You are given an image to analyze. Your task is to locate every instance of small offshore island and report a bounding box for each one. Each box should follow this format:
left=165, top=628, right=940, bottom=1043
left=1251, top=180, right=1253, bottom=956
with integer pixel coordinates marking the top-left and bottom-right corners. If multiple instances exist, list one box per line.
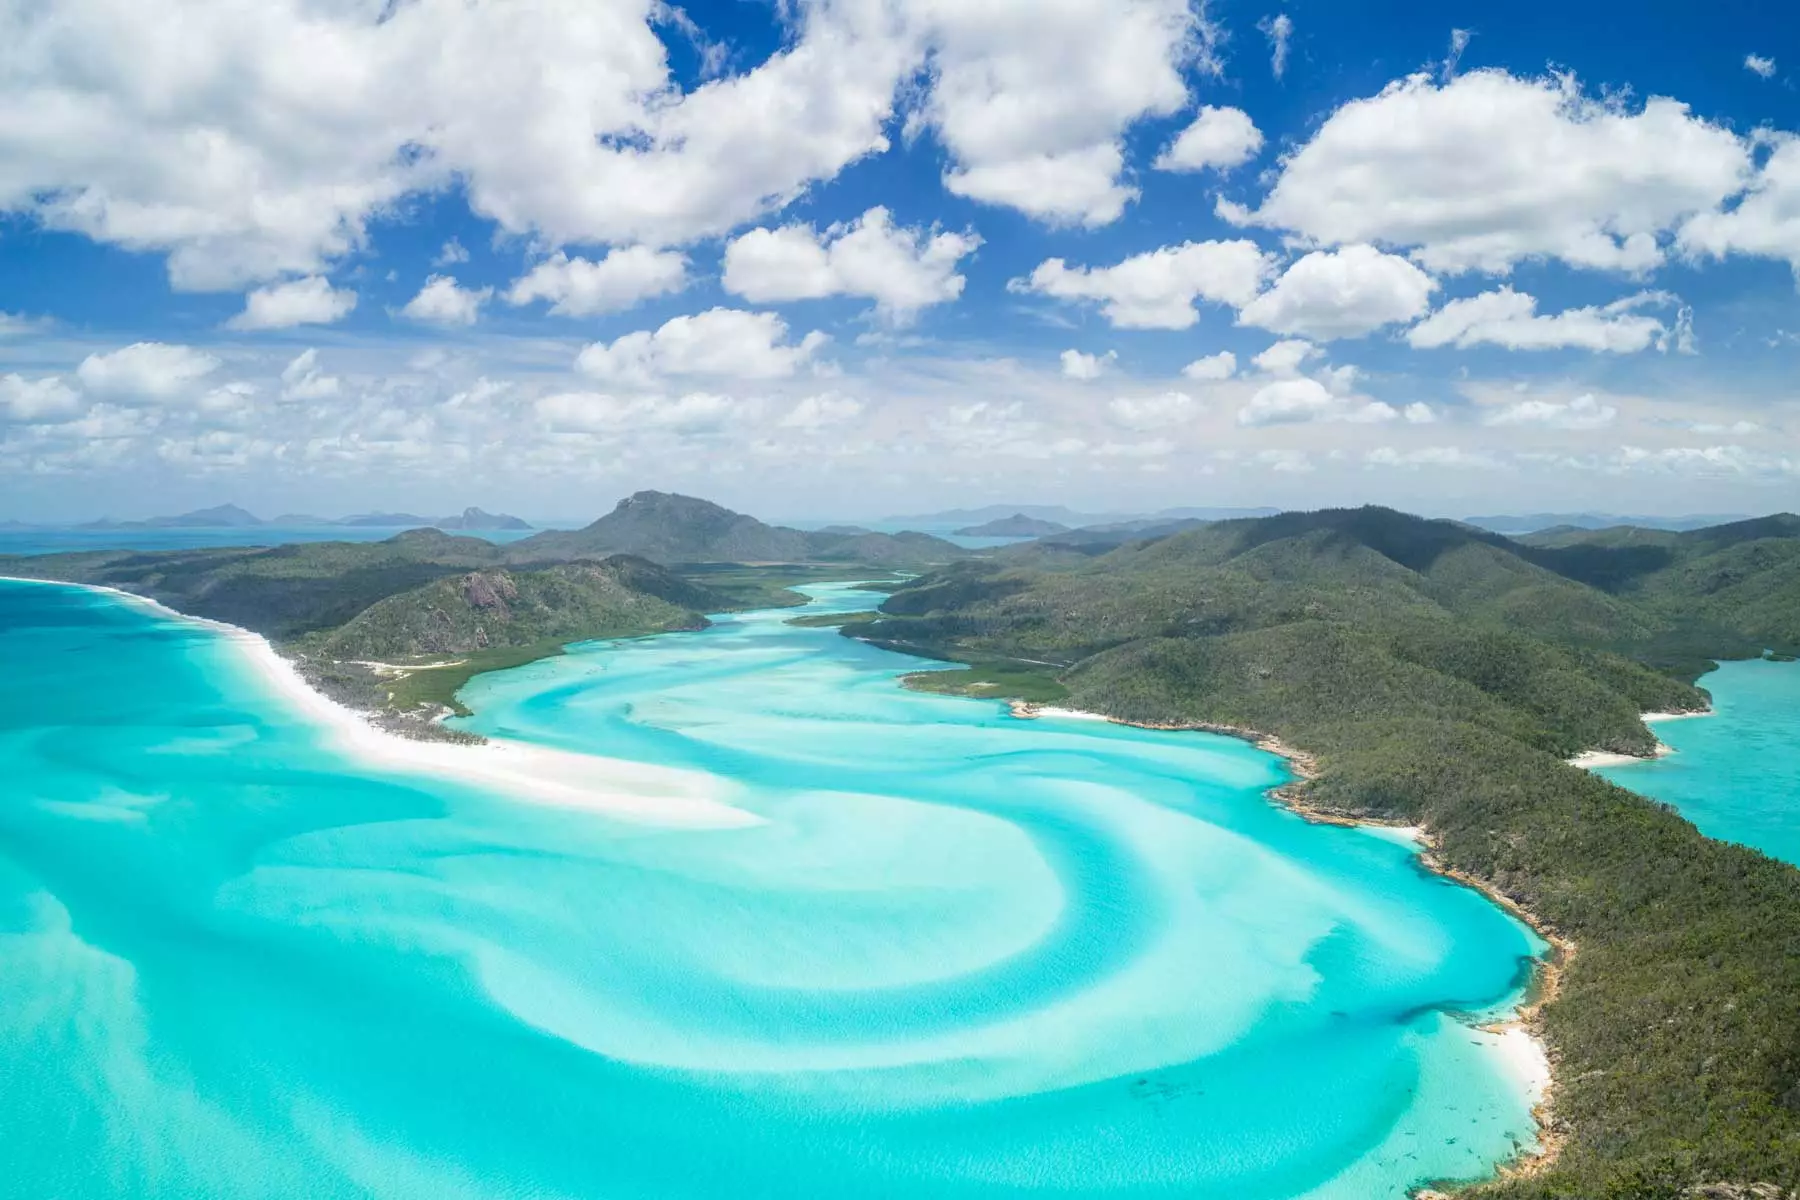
left=4, top=495, right=1800, bottom=1198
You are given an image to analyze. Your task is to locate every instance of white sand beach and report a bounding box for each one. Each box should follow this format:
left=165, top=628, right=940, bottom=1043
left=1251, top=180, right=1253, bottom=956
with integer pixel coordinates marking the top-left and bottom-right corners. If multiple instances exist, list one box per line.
left=1567, top=707, right=1712, bottom=769
left=2, top=576, right=761, bottom=831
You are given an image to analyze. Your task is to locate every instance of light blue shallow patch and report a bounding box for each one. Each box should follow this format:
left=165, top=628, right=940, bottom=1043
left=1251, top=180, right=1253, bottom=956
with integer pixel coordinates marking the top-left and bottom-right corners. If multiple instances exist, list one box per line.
left=0, top=579, right=1544, bottom=1199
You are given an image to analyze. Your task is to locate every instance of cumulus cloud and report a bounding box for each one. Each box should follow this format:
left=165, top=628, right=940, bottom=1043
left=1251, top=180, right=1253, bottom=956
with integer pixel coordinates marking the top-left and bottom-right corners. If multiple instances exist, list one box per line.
left=1745, top=54, right=1777, bottom=79
left=1258, top=14, right=1294, bottom=80
left=401, top=276, right=492, bottom=326
left=1109, top=391, right=1201, bottom=430
left=1483, top=392, right=1618, bottom=429
left=279, top=349, right=340, bottom=403
left=1408, top=286, right=1679, bottom=352
left=76, top=342, right=220, bottom=401
left=434, top=239, right=471, bottom=266
left=505, top=247, right=689, bottom=317
left=1154, top=107, right=1264, bottom=174
left=1238, top=245, right=1439, bottom=339
left=918, top=0, right=1208, bottom=226
left=1238, top=378, right=1394, bottom=427
left=1366, top=445, right=1495, bottom=468
left=1680, top=136, right=1800, bottom=279
left=0, top=0, right=922, bottom=288
left=1251, top=339, right=1320, bottom=377
left=1223, top=69, right=1753, bottom=274
left=722, top=207, right=979, bottom=320
left=1014, top=240, right=1274, bottom=329
left=575, top=309, right=829, bottom=386
left=0, top=374, right=83, bottom=422
left=1060, top=349, right=1116, bottom=380
left=1181, top=351, right=1237, bottom=380
left=225, top=276, right=357, bottom=331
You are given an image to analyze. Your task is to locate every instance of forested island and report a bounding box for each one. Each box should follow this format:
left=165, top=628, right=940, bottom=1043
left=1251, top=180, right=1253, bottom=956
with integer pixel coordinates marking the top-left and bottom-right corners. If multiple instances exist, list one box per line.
left=5, top=495, right=1799, bottom=1196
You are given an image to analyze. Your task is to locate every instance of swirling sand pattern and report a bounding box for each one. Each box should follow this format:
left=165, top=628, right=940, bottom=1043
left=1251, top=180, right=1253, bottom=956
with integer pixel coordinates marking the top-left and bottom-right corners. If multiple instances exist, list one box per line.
left=0, top=580, right=1543, bottom=1198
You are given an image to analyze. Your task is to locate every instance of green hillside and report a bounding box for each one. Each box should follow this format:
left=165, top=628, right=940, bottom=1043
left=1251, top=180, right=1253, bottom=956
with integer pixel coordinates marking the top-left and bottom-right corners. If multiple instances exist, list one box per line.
left=509, top=490, right=970, bottom=568
left=855, top=505, right=1800, bottom=1198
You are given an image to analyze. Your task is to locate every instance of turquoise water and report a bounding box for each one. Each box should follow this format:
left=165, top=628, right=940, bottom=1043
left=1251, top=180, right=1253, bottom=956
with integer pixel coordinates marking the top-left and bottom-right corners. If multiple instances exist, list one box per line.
left=0, top=578, right=1545, bottom=1198
left=1598, top=658, right=1800, bottom=867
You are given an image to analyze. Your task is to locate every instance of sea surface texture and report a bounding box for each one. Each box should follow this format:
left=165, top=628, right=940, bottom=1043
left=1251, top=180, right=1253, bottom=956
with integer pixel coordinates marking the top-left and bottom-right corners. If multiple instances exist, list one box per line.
left=1598, top=659, right=1800, bottom=867
left=1, top=579, right=1544, bottom=1199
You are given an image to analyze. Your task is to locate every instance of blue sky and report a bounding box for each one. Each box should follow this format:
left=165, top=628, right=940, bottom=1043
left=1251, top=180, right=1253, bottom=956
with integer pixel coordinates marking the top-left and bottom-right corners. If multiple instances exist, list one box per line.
left=0, top=0, right=1797, bottom=522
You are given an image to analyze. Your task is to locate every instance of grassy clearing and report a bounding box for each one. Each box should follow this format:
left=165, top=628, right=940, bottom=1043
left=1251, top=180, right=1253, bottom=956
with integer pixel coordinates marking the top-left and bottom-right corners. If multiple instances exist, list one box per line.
left=900, top=661, right=1069, bottom=703
left=785, top=610, right=880, bottom=628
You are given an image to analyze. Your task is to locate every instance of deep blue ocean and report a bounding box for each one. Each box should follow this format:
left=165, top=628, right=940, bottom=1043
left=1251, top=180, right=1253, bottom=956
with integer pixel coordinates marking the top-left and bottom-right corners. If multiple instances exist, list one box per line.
left=0, top=578, right=1549, bottom=1198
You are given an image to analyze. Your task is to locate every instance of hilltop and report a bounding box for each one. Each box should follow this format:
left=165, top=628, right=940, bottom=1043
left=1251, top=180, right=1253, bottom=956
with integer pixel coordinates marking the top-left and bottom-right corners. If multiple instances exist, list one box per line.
left=953, top=513, right=1069, bottom=537
left=510, top=490, right=968, bottom=568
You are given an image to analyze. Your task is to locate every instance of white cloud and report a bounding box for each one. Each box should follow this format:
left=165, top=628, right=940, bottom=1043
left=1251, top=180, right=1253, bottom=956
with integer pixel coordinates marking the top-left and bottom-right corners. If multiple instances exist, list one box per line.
left=779, top=394, right=865, bottom=431
left=1014, top=240, right=1274, bottom=329
left=434, top=239, right=471, bottom=266
left=1060, top=349, right=1116, bottom=380
left=506, top=248, right=689, bottom=317
left=1239, top=378, right=1352, bottom=426
left=576, top=308, right=828, bottom=386
left=401, top=276, right=491, bottom=326
left=1223, top=69, right=1753, bottom=274
left=1680, top=135, right=1800, bottom=279
left=1442, top=29, right=1472, bottom=82
left=279, top=349, right=340, bottom=402
left=1251, top=339, right=1320, bottom=376
left=76, top=343, right=220, bottom=401
left=1745, top=54, right=1777, bottom=79
left=1258, top=14, right=1294, bottom=80
left=537, top=390, right=750, bottom=436
left=225, top=276, right=357, bottom=331
left=1181, top=351, right=1237, bottom=380
left=1483, top=392, right=1618, bottom=430
left=0, top=374, right=83, bottom=422
left=1237, top=245, right=1439, bottom=339
left=1408, top=286, right=1677, bottom=352
left=916, top=0, right=1206, bottom=227
left=1154, top=107, right=1264, bottom=174
left=1367, top=445, right=1495, bottom=468
left=1109, top=391, right=1201, bottom=430
left=0, top=1, right=924, bottom=288
left=1403, top=402, right=1437, bottom=424
left=722, top=207, right=979, bottom=320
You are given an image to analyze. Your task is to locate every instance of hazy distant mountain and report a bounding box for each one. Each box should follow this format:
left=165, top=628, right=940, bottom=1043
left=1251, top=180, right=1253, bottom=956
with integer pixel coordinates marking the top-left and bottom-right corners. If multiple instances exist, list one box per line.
left=512, top=491, right=966, bottom=567
left=79, top=503, right=266, bottom=530
left=882, top=504, right=1141, bottom=528
left=1036, top=517, right=1212, bottom=550
left=1154, top=506, right=1283, bottom=521
left=954, top=513, right=1070, bottom=537
left=1464, top=512, right=1754, bottom=535
left=434, top=507, right=532, bottom=531
left=334, top=512, right=436, bottom=527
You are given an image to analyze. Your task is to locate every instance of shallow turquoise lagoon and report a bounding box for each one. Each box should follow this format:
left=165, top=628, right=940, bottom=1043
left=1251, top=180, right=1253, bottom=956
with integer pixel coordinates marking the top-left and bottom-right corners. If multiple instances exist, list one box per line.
left=1597, top=658, right=1800, bottom=867
left=0, top=579, right=1545, bottom=1198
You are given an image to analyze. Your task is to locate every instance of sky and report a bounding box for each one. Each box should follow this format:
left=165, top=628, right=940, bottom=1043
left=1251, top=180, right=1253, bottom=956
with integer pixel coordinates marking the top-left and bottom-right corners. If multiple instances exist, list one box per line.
left=1, top=0, right=1798, bottom=523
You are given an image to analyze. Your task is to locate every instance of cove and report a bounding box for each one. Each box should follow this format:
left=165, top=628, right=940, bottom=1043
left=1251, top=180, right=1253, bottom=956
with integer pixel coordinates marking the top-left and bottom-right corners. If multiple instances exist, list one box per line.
left=0, top=578, right=1545, bottom=1199
left=1597, top=658, right=1800, bottom=867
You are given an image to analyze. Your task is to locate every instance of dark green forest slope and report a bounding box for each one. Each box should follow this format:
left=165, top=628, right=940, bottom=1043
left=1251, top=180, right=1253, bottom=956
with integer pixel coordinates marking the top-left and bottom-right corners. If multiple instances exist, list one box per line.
left=856, top=507, right=1800, bottom=1198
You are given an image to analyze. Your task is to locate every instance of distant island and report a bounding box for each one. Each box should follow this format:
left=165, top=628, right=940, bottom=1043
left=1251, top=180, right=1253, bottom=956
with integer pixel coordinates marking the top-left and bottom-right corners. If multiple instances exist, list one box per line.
left=953, top=513, right=1069, bottom=537
left=68, top=504, right=534, bottom=532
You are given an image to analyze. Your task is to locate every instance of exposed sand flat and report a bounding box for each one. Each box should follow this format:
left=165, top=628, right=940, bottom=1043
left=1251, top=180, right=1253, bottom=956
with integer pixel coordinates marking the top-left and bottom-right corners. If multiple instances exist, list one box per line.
left=2, top=576, right=761, bottom=831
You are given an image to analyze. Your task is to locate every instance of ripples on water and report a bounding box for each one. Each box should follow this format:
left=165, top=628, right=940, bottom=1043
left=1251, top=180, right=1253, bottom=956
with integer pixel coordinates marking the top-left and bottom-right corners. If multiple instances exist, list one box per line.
left=0, top=580, right=1544, bottom=1198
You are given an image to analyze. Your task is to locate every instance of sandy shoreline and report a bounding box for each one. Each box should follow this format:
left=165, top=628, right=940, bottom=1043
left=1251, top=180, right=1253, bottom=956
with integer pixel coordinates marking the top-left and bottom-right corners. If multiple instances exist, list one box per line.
left=1566, top=706, right=1714, bottom=769
left=1, top=576, right=760, bottom=830
left=1010, top=696, right=1565, bottom=1182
